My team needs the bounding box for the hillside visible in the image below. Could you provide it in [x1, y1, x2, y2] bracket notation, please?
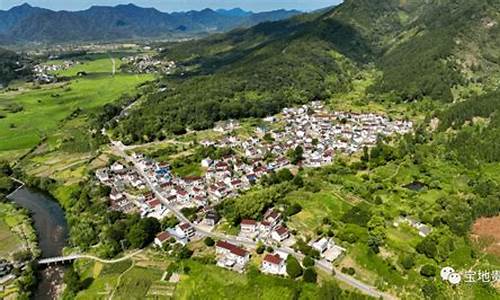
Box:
[0, 47, 31, 87]
[0, 3, 301, 43]
[112, 0, 500, 143]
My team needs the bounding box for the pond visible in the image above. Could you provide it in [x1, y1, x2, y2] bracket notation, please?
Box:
[403, 181, 426, 191]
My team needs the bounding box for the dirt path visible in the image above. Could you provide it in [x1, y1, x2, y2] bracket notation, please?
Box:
[79, 249, 143, 264]
[108, 260, 135, 300]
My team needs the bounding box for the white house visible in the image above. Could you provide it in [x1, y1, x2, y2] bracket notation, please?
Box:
[216, 241, 250, 266]
[261, 254, 286, 275]
[201, 158, 213, 168]
[176, 223, 195, 239]
[312, 237, 329, 253]
[154, 231, 172, 247]
[264, 209, 281, 226]
[95, 169, 109, 182]
[110, 162, 126, 174]
[240, 219, 257, 234]
[271, 226, 290, 242]
[110, 190, 124, 201]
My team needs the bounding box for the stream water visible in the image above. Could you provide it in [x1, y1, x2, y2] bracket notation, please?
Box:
[7, 186, 69, 300]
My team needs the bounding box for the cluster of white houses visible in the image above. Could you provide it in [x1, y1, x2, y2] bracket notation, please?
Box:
[393, 216, 432, 237]
[239, 208, 291, 244]
[95, 103, 414, 273]
[203, 102, 412, 168]
[33, 60, 80, 84]
[154, 222, 196, 248]
[121, 55, 176, 74]
[98, 103, 412, 217]
[214, 240, 288, 275]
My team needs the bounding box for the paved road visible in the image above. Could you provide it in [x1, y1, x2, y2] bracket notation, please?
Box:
[112, 141, 396, 300]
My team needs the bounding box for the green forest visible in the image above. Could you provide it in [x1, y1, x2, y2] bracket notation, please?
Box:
[110, 0, 500, 142]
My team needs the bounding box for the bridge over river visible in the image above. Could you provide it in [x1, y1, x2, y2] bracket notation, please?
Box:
[37, 250, 144, 265]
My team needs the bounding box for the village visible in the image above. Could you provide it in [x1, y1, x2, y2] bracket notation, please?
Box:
[96, 102, 413, 274]
[32, 60, 81, 84]
[121, 54, 176, 74]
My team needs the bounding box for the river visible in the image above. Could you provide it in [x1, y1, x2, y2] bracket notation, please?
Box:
[7, 186, 69, 300]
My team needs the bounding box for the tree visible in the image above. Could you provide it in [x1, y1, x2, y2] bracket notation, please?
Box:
[127, 224, 147, 248]
[303, 267, 317, 283]
[276, 168, 294, 182]
[63, 266, 82, 297]
[0, 176, 13, 192]
[127, 217, 161, 249]
[422, 283, 439, 299]
[292, 175, 304, 187]
[286, 256, 303, 278]
[287, 146, 304, 165]
[420, 264, 436, 277]
[176, 246, 194, 259]
[341, 267, 355, 275]
[204, 237, 215, 247]
[161, 215, 179, 230]
[303, 256, 315, 268]
[0, 161, 12, 176]
[285, 203, 302, 217]
[400, 255, 415, 270]
[341, 204, 372, 227]
[256, 244, 265, 254]
[416, 237, 437, 259]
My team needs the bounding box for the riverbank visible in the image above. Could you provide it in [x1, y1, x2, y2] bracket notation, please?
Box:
[6, 186, 69, 300]
[0, 199, 40, 299]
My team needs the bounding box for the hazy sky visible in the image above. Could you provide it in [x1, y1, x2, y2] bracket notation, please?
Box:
[0, 0, 342, 12]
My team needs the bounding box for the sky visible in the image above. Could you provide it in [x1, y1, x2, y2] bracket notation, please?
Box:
[0, 0, 342, 12]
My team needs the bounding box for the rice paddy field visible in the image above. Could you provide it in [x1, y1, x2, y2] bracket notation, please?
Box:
[0, 57, 154, 160]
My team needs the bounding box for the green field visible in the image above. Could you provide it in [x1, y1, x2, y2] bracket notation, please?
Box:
[287, 190, 352, 235]
[0, 202, 39, 259]
[174, 261, 320, 300]
[0, 58, 153, 160]
[0, 219, 22, 258]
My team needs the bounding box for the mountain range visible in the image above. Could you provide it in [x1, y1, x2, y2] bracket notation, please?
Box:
[112, 0, 500, 142]
[0, 3, 301, 44]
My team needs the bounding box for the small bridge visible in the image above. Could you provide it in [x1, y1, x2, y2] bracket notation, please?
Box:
[38, 254, 82, 265]
[36, 249, 143, 265]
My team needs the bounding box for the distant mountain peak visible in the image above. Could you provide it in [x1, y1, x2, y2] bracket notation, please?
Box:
[10, 2, 33, 11]
[116, 3, 141, 9]
[216, 8, 252, 17]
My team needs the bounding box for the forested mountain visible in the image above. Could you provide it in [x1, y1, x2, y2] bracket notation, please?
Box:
[0, 47, 31, 87]
[112, 0, 500, 143]
[0, 3, 301, 43]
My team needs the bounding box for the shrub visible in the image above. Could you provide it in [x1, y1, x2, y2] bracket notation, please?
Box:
[302, 256, 315, 268]
[400, 255, 415, 270]
[286, 256, 303, 278]
[341, 267, 355, 275]
[204, 237, 215, 247]
[303, 268, 318, 283]
[420, 264, 436, 277]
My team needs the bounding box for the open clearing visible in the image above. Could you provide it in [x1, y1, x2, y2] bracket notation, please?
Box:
[471, 216, 500, 256]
